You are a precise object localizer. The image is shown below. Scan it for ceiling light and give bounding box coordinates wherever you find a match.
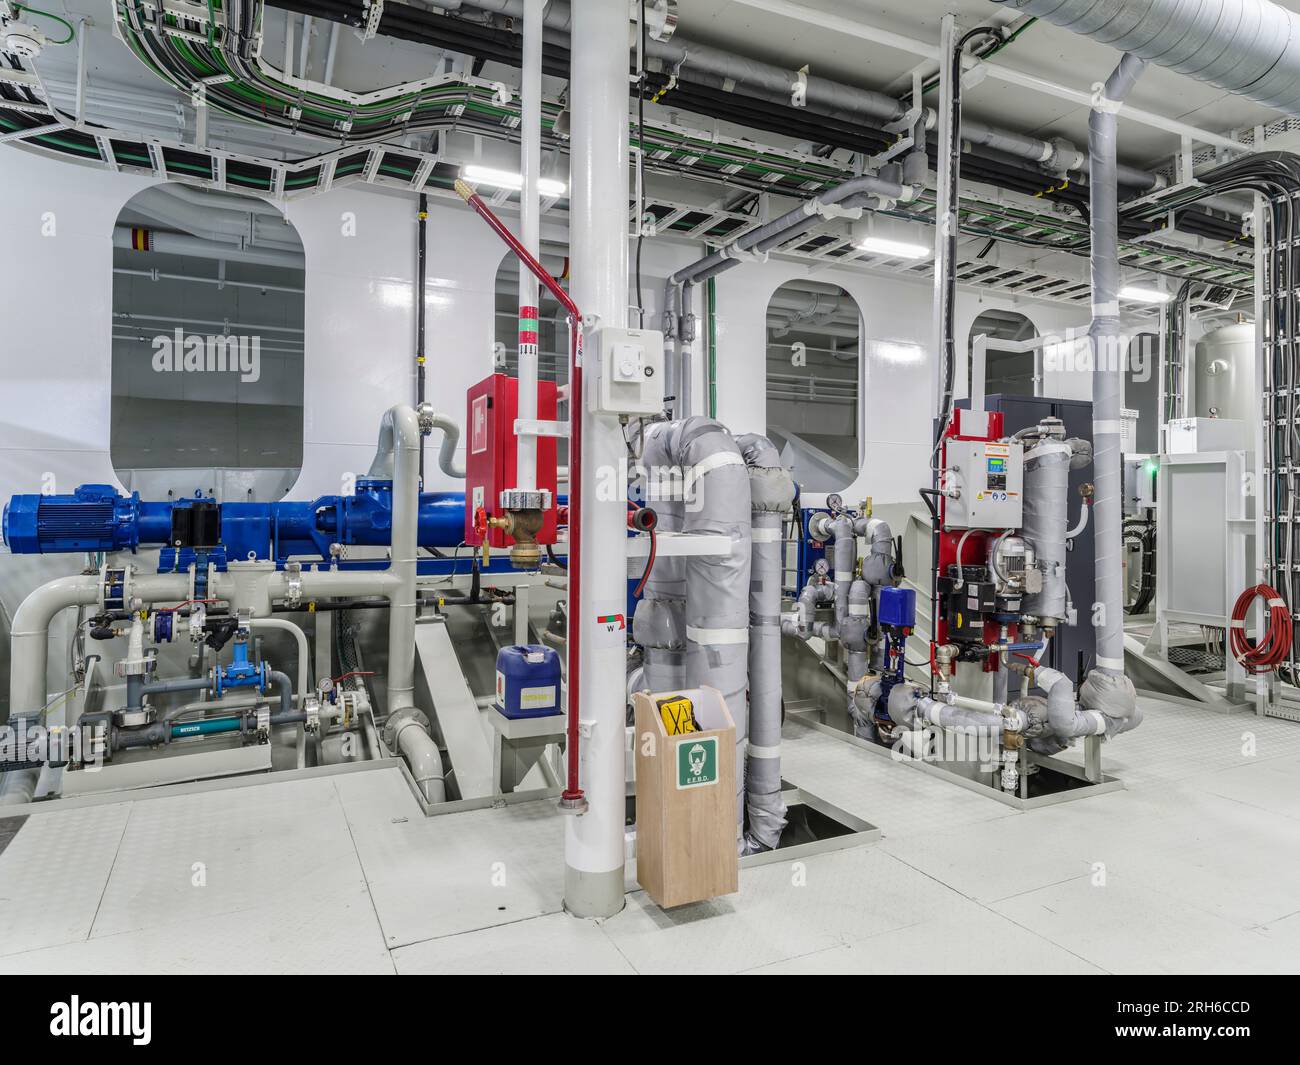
[854,236,930,260]
[461,165,567,197]
[1118,285,1171,304]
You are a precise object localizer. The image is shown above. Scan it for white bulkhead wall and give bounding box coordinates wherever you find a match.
[0,144,1147,622]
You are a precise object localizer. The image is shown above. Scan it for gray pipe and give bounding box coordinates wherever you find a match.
[648,419,752,835]
[1034,664,1104,740]
[369,404,465,480]
[1071,55,1148,737]
[633,422,688,692]
[856,517,896,588]
[993,0,1300,117]
[1088,54,1146,685]
[735,434,794,853]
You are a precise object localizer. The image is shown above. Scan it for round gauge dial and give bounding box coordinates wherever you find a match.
[826,493,843,513]
[813,558,831,577]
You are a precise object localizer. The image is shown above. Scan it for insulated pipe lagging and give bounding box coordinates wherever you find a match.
[1021,439,1072,623]
[735,434,794,853]
[1035,665,1105,739]
[661,419,752,833]
[992,0,1300,117]
[634,422,687,693]
[1088,54,1147,680]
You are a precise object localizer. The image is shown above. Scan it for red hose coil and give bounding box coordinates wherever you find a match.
[1229,584,1293,674]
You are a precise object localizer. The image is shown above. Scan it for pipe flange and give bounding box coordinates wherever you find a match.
[383,706,431,751]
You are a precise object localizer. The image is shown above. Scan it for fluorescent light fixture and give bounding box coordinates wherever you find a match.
[854,235,930,259]
[1118,284,1172,304]
[461,164,567,197]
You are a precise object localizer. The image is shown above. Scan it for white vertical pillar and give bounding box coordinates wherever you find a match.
[516,0,544,494]
[564,0,630,920]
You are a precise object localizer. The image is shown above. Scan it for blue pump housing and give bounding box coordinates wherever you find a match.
[493,645,562,719]
[3,481,467,564]
[3,484,142,554]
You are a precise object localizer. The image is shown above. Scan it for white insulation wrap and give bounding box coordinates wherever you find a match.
[736,434,795,853]
[634,423,688,693]
[636,418,752,835]
[1021,439,1072,623]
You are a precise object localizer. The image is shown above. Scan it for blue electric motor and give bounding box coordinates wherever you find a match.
[878,585,916,629]
[494,645,562,719]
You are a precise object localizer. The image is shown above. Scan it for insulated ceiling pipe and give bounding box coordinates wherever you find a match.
[990,0,1300,116]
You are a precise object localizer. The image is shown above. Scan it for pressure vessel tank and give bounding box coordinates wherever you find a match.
[1194,321,1255,423]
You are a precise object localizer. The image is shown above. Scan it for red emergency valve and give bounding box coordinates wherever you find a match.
[472,505,489,540]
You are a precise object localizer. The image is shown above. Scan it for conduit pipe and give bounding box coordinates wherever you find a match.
[736,434,794,853]
[1080,54,1145,736]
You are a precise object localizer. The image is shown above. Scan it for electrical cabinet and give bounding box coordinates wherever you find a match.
[943,439,1024,530]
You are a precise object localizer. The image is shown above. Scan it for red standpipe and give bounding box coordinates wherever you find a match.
[455,180,586,804]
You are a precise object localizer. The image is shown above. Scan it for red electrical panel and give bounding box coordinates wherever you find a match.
[464,373,560,548]
[936,406,1006,655]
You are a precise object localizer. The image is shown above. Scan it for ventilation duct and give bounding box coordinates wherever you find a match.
[992,0,1300,116]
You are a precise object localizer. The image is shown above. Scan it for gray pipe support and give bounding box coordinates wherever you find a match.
[992,0,1300,117]
[735,434,794,853]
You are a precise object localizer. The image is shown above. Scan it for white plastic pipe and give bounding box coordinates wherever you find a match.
[564,0,631,921]
[514,0,545,495]
[248,618,311,704]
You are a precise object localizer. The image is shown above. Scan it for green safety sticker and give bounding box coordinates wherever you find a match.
[676,735,719,790]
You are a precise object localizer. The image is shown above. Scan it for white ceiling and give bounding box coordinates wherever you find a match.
[23,0,1300,174]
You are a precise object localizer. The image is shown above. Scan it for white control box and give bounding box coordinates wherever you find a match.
[944,439,1024,530]
[588,327,664,416]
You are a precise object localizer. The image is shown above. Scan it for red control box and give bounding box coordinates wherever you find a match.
[464,373,560,548]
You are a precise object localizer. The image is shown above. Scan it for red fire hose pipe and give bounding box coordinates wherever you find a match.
[456,179,586,806]
[1230,584,1293,675]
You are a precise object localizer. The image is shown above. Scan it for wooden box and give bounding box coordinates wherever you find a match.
[633,686,738,908]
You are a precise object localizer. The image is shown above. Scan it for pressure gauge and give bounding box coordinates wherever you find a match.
[826,493,843,513]
[813,558,831,578]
